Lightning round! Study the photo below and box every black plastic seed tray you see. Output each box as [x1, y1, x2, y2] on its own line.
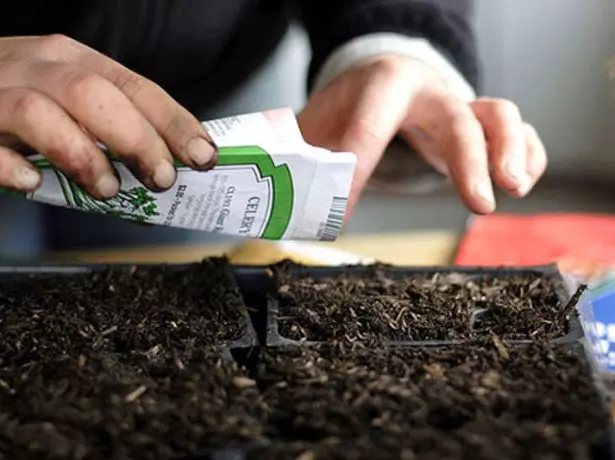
[0, 261, 613, 460]
[231, 262, 613, 459]
[0, 262, 262, 459]
[202, 341, 615, 460]
[232, 265, 274, 347]
[265, 262, 584, 347]
[0, 262, 259, 352]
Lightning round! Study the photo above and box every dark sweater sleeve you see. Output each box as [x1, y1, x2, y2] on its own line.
[296, 0, 481, 93]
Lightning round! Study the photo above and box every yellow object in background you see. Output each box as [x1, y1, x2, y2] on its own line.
[47, 231, 458, 267]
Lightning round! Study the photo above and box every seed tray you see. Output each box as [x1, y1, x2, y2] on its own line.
[266, 262, 584, 347]
[0, 261, 265, 460]
[203, 341, 615, 460]
[0, 261, 612, 460]
[0, 262, 259, 352]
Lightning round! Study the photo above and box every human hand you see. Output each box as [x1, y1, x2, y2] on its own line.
[0, 35, 216, 199]
[298, 54, 546, 216]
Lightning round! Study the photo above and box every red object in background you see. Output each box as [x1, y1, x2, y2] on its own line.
[455, 214, 615, 275]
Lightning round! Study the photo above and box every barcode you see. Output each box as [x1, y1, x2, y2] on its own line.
[320, 196, 347, 241]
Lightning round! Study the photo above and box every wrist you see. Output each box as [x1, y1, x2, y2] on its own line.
[313, 33, 476, 103]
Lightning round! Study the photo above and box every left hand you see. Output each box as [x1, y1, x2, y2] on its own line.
[297, 54, 547, 217]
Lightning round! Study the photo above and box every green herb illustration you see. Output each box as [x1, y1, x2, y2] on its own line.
[54, 170, 160, 222]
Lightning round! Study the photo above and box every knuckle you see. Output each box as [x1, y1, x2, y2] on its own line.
[112, 69, 193, 142]
[342, 116, 382, 147]
[158, 111, 184, 142]
[440, 109, 478, 148]
[493, 99, 521, 120]
[447, 110, 473, 134]
[61, 70, 102, 103]
[60, 147, 94, 179]
[370, 56, 408, 81]
[67, 156, 90, 178]
[442, 100, 472, 124]
[38, 34, 77, 57]
[11, 89, 47, 121]
[113, 70, 153, 99]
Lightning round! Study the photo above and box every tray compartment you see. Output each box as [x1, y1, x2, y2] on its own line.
[266, 262, 583, 347]
[245, 339, 615, 460]
[0, 260, 264, 459]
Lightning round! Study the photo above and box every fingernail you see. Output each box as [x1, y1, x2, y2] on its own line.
[474, 181, 496, 209]
[186, 137, 216, 167]
[96, 174, 120, 198]
[516, 177, 533, 196]
[152, 160, 176, 189]
[13, 166, 41, 190]
[506, 158, 525, 186]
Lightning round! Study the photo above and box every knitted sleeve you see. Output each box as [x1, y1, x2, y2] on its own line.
[297, 0, 480, 92]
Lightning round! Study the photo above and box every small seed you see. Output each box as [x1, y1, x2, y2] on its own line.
[125, 385, 147, 403]
[100, 326, 118, 337]
[232, 377, 256, 389]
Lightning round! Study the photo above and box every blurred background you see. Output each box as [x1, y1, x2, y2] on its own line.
[1, 0, 615, 256]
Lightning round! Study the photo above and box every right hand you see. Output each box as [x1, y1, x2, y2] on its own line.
[0, 35, 217, 199]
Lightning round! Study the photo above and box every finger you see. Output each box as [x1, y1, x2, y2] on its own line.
[471, 98, 529, 197]
[63, 39, 217, 169]
[0, 146, 42, 192]
[343, 112, 402, 212]
[0, 87, 119, 199]
[109, 67, 218, 169]
[323, 103, 408, 214]
[399, 125, 450, 176]
[524, 122, 547, 186]
[401, 96, 495, 214]
[24, 61, 176, 191]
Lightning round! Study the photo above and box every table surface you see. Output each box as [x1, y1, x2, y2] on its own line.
[48, 231, 460, 266]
